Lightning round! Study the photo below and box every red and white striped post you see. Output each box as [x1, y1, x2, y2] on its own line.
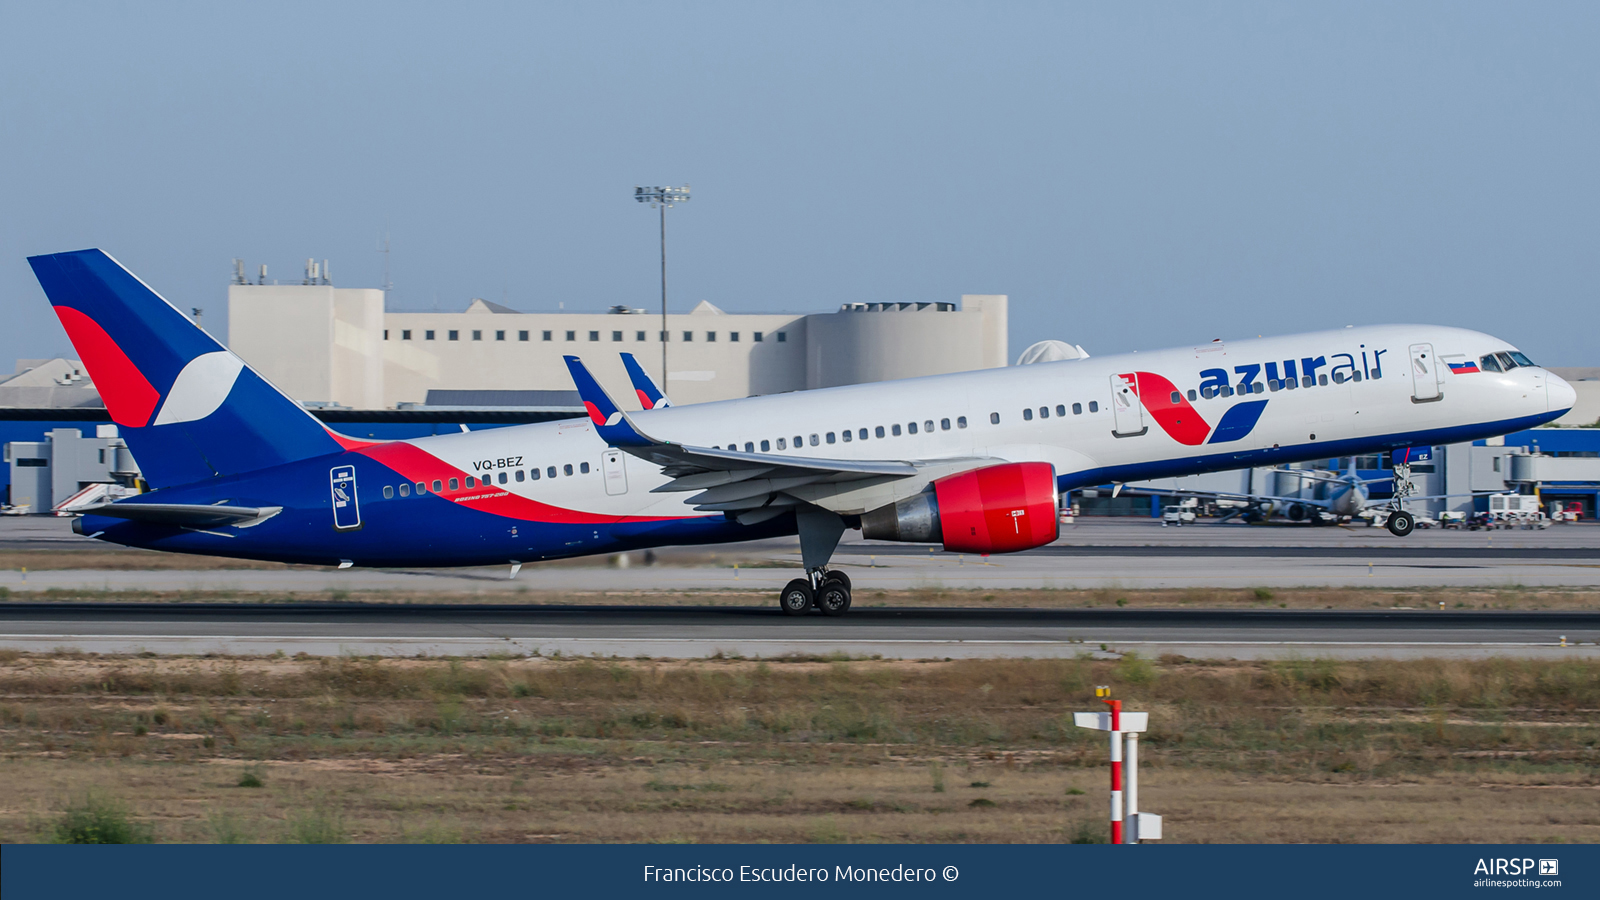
[1102, 688, 1124, 844]
[1075, 686, 1160, 844]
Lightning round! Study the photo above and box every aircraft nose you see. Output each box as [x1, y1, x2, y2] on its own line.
[1547, 371, 1577, 414]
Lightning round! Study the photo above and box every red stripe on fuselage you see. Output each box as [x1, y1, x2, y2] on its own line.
[1122, 371, 1211, 446]
[52, 306, 160, 428]
[353, 440, 686, 525]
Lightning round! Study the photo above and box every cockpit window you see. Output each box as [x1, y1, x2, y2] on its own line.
[1495, 352, 1518, 370]
[1478, 354, 1503, 373]
[1508, 351, 1536, 368]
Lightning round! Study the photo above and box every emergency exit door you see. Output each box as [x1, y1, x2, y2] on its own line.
[602, 449, 628, 495]
[1110, 374, 1148, 437]
[1409, 343, 1442, 403]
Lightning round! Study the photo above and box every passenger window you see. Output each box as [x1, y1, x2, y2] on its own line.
[563, 464, 574, 476]
[1072, 402, 1083, 414]
[925, 420, 934, 432]
[383, 486, 394, 499]
[941, 418, 951, 430]
[777, 438, 787, 450]
[956, 416, 967, 428]
[760, 440, 770, 451]
[1302, 376, 1313, 388]
[1352, 372, 1362, 383]
[448, 478, 459, 491]
[1038, 407, 1048, 419]
[465, 476, 476, 487]
[891, 424, 902, 436]
[1318, 375, 1328, 386]
[841, 430, 851, 442]
[498, 472, 508, 484]
[399, 483, 410, 497]
[1478, 354, 1503, 373]
[990, 412, 1000, 424]
[744, 442, 754, 452]
[793, 436, 803, 447]
[432, 480, 443, 492]
[810, 434, 820, 446]
[546, 466, 556, 478]
[1268, 380, 1280, 392]
[530, 468, 540, 480]
[1023, 408, 1033, 421]
[515, 470, 525, 482]
[418, 481, 428, 494]
[1088, 401, 1099, 413]
[875, 426, 885, 438]
[1222, 386, 1234, 397]
[1170, 391, 1181, 404]
[860, 428, 870, 440]
[580, 462, 590, 473]
[1333, 372, 1346, 384]
[1186, 390, 1197, 401]
[825, 432, 835, 444]
[1055, 405, 1065, 417]
[908, 422, 918, 434]
[1255, 382, 1265, 393]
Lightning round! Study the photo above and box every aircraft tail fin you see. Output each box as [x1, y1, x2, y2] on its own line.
[28, 249, 344, 488]
[619, 352, 671, 409]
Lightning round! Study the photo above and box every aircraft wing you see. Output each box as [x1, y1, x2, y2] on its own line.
[563, 355, 1004, 519]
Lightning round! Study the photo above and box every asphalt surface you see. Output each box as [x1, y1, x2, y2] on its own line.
[2, 602, 1595, 660]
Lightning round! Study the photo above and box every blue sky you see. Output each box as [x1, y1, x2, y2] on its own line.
[3, 2, 1597, 371]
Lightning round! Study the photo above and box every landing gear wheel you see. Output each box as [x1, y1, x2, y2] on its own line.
[817, 580, 852, 617]
[1386, 510, 1415, 537]
[821, 570, 851, 593]
[779, 578, 814, 616]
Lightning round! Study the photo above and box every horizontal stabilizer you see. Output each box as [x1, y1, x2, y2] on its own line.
[79, 502, 281, 527]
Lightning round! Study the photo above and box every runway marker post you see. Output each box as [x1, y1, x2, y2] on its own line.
[1075, 686, 1161, 844]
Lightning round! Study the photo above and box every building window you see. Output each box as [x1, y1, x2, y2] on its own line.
[636, 331, 646, 341]
[402, 330, 412, 340]
[730, 332, 740, 342]
[683, 331, 693, 342]
[425, 330, 436, 341]
[383, 330, 389, 340]
[565, 331, 576, 341]
[660, 331, 668, 342]
[707, 332, 716, 342]
[753, 332, 764, 342]
[990, 412, 1000, 424]
[399, 483, 410, 497]
[496, 330, 506, 341]
[448, 330, 459, 341]
[956, 416, 967, 428]
[541, 330, 552, 341]
[472, 330, 482, 341]
[612, 331, 623, 342]
[580, 462, 590, 474]
[891, 424, 902, 436]
[776, 332, 787, 342]
[519, 330, 529, 341]
[589, 331, 599, 341]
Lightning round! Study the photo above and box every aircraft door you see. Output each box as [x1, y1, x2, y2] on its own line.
[1408, 343, 1442, 402]
[330, 465, 361, 531]
[1110, 374, 1147, 437]
[602, 449, 628, 496]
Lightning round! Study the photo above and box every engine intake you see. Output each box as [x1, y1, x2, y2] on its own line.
[860, 462, 1059, 554]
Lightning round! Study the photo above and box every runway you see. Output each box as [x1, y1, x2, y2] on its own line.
[2, 603, 1595, 660]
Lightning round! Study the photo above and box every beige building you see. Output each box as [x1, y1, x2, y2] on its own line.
[228, 283, 1008, 409]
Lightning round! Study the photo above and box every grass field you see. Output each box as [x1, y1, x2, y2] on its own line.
[1, 651, 1595, 843]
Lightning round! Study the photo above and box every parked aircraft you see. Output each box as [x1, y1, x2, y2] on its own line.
[31, 249, 1576, 616]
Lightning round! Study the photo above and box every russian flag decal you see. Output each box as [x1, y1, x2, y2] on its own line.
[1447, 360, 1480, 374]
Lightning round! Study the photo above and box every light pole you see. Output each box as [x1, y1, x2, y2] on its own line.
[634, 185, 690, 395]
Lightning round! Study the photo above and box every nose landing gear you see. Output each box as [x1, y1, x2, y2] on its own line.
[1386, 458, 1418, 537]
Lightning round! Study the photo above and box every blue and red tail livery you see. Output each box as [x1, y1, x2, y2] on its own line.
[29, 249, 343, 487]
[620, 352, 671, 409]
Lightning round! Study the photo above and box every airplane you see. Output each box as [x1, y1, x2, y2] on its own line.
[30, 249, 1577, 617]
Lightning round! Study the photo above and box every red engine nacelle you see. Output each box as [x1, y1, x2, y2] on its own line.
[859, 462, 1059, 554]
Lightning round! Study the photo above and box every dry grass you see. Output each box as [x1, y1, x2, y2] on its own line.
[0, 653, 1596, 843]
[3, 585, 1597, 609]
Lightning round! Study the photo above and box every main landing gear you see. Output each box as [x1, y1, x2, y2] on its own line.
[779, 508, 853, 616]
[780, 569, 853, 617]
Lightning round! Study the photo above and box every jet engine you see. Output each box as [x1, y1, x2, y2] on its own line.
[859, 462, 1059, 554]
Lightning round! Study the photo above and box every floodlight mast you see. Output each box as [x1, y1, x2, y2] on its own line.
[634, 185, 690, 395]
